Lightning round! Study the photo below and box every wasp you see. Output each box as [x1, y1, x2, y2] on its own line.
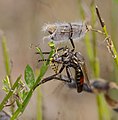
[35, 46, 90, 93]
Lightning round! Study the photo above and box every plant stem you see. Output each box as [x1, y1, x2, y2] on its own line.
[1, 35, 11, 77]
[96, 6, 118, 65]
[36, 87, 42, 120]
[1, 36, 14, 113]
[90, 1, 100, 78]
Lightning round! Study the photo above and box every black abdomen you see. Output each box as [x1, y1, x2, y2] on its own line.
[75, 67, 84, 93]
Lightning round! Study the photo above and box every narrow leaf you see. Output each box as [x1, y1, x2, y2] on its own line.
[36, 47, 44, 60]
[1, 35, 11, 76]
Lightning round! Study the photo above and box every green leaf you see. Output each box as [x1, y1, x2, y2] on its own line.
[2, 76, 11, 93]
[24, 65, 35, 88]
[22, 90, 28, 101]
[2, 35, 11, 76]
[19, 90, 28, 101]
[2, 86, 9, 93]
[16, 99, 22, 108]
[36, 47, 44, 60]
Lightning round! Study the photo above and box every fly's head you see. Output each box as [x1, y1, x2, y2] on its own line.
[50, 52, 62, 64]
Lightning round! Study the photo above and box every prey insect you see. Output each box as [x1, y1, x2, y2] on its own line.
[37, 47, 65, 74]
[42, 22, 104, 50]
[35, 46, 90, 93]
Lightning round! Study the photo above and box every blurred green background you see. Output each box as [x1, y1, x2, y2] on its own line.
[0, 0, 118, 120]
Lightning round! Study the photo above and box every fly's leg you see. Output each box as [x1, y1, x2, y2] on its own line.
[34, 73, 72, 91]
[68, 23, 75, 51]
[34, 64, 66, 90]
[34, 73, 57, 90]
[69, 38, 75, 51]
[65, 66, 73, 82]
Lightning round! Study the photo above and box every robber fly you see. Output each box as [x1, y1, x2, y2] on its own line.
[35, 46, 90, 93]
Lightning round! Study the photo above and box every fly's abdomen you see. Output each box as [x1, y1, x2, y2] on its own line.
[75, 67, 84, 93]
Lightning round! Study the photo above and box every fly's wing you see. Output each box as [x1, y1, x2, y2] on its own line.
[75, 52, 90, 87]
[80, 62, 90, 87]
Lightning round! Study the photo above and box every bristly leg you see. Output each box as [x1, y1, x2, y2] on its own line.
[33, 73, 72, 91]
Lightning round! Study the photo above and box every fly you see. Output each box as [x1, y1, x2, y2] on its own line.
[35, 46, 90, 93]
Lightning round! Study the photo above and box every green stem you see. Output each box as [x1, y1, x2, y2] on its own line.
[36, 87, 42, 120]
[1, 35, 11, 77]
[1, 35, 14, 113]
[96, 6, 118, 66]
[0, 75, 21, 111]
[91, 1, 99, 78]
[77, 0, 85, 20]
[96, 94, 111, 120]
